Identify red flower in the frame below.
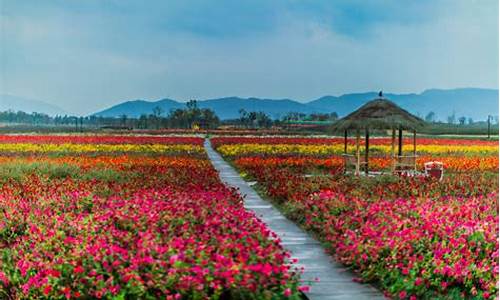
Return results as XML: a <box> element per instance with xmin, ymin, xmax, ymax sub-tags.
<box><xmin>48</xmin><ymin>269</ymin><xmax>61</xmax><ymax>278</ymax></box>
<box><xmin>43</xmin><ymin>285</ymin><xmax>52</xmax><ymax>296</ymax></box>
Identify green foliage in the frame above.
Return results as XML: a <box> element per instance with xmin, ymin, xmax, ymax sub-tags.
<box><xmin>0</xmin><ymin>219</ymin><xmax>27</xmax><ymax>245</ymax></box>
<box><xmin>0</xmin><ymin>162</ymin><xmax>79</xmax><ymax>182</ymax></box>
<box><xmin>0</xmin><ymin>162</ymin><xmax>132</xmax><ymax>184</ymax></box>
<box><xmin>420</xmin><ymin>123</ymin><xmax>499</xmax><ymax>136</ymax></box>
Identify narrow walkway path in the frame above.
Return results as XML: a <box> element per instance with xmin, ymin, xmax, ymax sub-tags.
<box><xmin>204</xmin><ymin>139</ymin><xmax>384</xmax><ymax>300</ymax></box>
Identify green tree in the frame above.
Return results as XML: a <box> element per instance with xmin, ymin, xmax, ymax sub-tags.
<box><xmin>447</xmin><ymin>112</ymin><xmax>456</xmax><ymax>124</ymax></box>
<box><xmin>425</xmin><ymin>111</ymin><xmax>435</xmax><ymax>123</ymax></box>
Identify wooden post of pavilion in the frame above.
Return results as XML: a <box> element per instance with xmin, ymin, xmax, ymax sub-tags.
<box><xmin>355</xmin><ymin>130</ymin><xmax>360</xmax><ymax>175</ymax></box>
<box><xmin>413</xmin><ymin>130</ymin><xmax>417</xmax><ymax>171</ymax></box>
<box><xmin>398</xmin><ymin>128</ymin><xmax>403</xmax><ymax>169</ymax></box>
<box><xmin>344</xmin><ymin>130</ymin><xmax>348</xmax><ymax>174</ymax></box>
<box><xmin>398</xmin><ymin>128</ymin><xmax>403</xmax><ymax>156</ymax></box>
<box><xmin>344</xmin><ymin>130</ymin><xmax>348</xmax><ymax>153</ymax></box>
<box><xmin>391</xmin><ymin>128</ymin><xmax>396</xmax><ymax>172</ymax></box>
<box><xmin>365</xmin><ymin>128</ymin><xmax>369</xmax><ymax>175</ymax></box>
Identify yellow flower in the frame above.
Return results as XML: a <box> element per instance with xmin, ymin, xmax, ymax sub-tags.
<box><xmin>0</xmin><ymin>143</ymin><xmax>204</xmax><ymax>154</ymax></box>
<box><xmin>216</xmin><ymin>144</ymin><xmax>498</xmax><ymax>156</ymax></box>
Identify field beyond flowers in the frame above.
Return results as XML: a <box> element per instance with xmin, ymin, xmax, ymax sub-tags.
<box><xmin>213</xmin><ymin>136</ymin><xmax>499</xmax><ymax>300</ymax></box>
<box><xmin>0</xmin><ymin>135</ymin><xmax>303</xmax><ymax>299</ymax></box>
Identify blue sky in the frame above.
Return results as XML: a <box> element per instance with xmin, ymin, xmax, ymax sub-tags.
<box><xmin>1</xmin><ymin>0</ymin><xmax>498</xmax><ymax>114</ymax></box>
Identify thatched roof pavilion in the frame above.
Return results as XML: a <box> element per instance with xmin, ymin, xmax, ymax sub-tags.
<box><xmin>332</xmin><ymin>97</ymin><xmax>425</xmax><ymax>175</ymax></box>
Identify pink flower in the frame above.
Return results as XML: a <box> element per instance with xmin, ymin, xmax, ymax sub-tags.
<box><xmin>169</xmin><ymin>255</ymin><xmax>179</xmax><ymax>265</ymax></box>
<box><xmin>414</xmin><ymin>277</ymin><xmax>422</xmax><ymax>286</ymax></box>
<box><xmin>0</xmin><ymin>271</ymin><xmax>9</xmax><ymax>286</ymax></box>
<box><xmin>283</xmin><ymin>288</ymin><xmax>292</xmax><ymax>297</ymax></box>
<box><xmin>263</xmin><ymin>264</ymin><xmax>273</xmax><ymax>276</ymax></box>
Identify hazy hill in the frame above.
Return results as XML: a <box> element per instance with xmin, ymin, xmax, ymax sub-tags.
<box><xmin>406</xmin><ymin>88</ymin><xmax>498</xmax><ymax>121</ymax></box>
<box><xmin>24</xmin><ymin>87</ymin><xmax>497</xmax><ymax>121</ymax></box>
<box><xmin>95</xmin><ymin>98</ymin><xmax>183</xmax><ymax>118</ymax></box>
<box><xmin>196</xmin><ymin>97</ymin><xmax>316</xmax><ymax>120</ymax></box>
<box><xmin>309</xmin><ymin>88</ymin><xmax>498</xmax><ymax>121</ymax></box>
<box><xmin>0</xmin><ymin>94</ymin><xmax>68</xmax><ymax>116</ymax></box>
<box><xmin>95</xmin><ymin>96</ymin><xmax>317</xmax><ymax>119</ymax></box>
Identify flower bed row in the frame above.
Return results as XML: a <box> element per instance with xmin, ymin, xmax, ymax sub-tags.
<box><xmin>234</xmin><ymin>155</ymin><xmax>499</xmax><ymax>173</ymax></box>
<box><xmin>215</xmin><ymin>143</ymin><xmax>498</xmax><ymax>157</ymax></box>
<box><xmin>211</xmin><ymin>137</ymin><xmax>498</xmax><ymax>147</ymax></box>
<box><xmin>0</xmin><ymin>135</ymin><xmax>204</xmax><ymax>145</ymax></box>
<box><xmin>0</xmin><ymin>136</ymin><xmax>303</xmax><ymax>299</ymax></box>
<box><xmin>0</xmin><ymin>143</ymin><xmax>205</xmax><ymax>155</ymax></box>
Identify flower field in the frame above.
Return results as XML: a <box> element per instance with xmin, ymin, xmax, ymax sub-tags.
<box><xmin>214</xmin><ymin>137</ymin><xmax>498</xmax><ymax>157</ymax></box>
<box><xmin>0</xmin><ymin>135</ymin><xmax>302</xmax><ymax>299</ymax></box>
<box><xmin>212</xmin><ymin>136</ymin><xmax>499</xmax><ymax>299</ymax></box>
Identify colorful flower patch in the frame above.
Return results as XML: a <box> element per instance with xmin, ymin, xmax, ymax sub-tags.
<box><xmin>0</xmin><ymin>135</ymin><xmax>302</xmax><ymax>299</ymax></box>
<box><xmin>216</xmin><ymin>143</ymin><xmax>498</xmax><ymax>157</ymax></box>
<box><xmin>214</xmin><ymin>136</ymin><xmax>499</xmax><ymax>299</ymax></box>
<box><xmin>0</xmin><ymin>135</ymin><xmax>204</xmax><ymax>145</ymax></box>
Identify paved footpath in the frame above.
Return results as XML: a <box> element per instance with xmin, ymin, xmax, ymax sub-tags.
<box><xmin>205</xmin><ymin>139</ymin><xmax>384</xmax><ymax>300</ymax></box>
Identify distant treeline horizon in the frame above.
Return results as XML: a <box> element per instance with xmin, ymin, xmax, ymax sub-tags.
<box><xmin>0</xmin><ymin>100</ymin><xmax>498</xmax><ymax>135</ymax></box>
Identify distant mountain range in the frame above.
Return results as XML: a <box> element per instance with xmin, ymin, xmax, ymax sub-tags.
<box><xmin>0</xmin><ymin>94</ymin><xmax>69</xmax><ymax>116</ymax></box>
<box><xmin>2</xmin><ymin>88</ymin><xmax>498</xmax><ymax>121</ymax></box>
<box><xmin>94</xmin><ymin>97</ymin><xmax>316</xmax><ymax>120</ymax></box>
<box><xmin>94</xmin><ymin>88</ymin><xmax>498</xmax><ymax>121</ymax></box>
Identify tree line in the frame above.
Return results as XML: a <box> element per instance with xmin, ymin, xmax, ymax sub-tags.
<box><xmin>0</xmin><ymin>105</ymin><xmax>497</xmax><ymax>130</ymax></box>
<box><xmin>424</xmin><ymin>111</ymin><xmax>499</xmax><ymax>125</ymax></box>
<box><xmin>0</xmin><ymin>100</ymin><xmax>341</xmax><ymax>130</ymax></box>
<box><xmin>0</xmin><ymin>100</ymin><xmax>221</xmax><ymax>130</ymax></box>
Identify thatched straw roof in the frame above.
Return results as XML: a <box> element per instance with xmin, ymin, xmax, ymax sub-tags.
<box><xmin>332</xmin><ymin>98</ymin><xmax>425</xmax><ymax>131</ymax></box>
